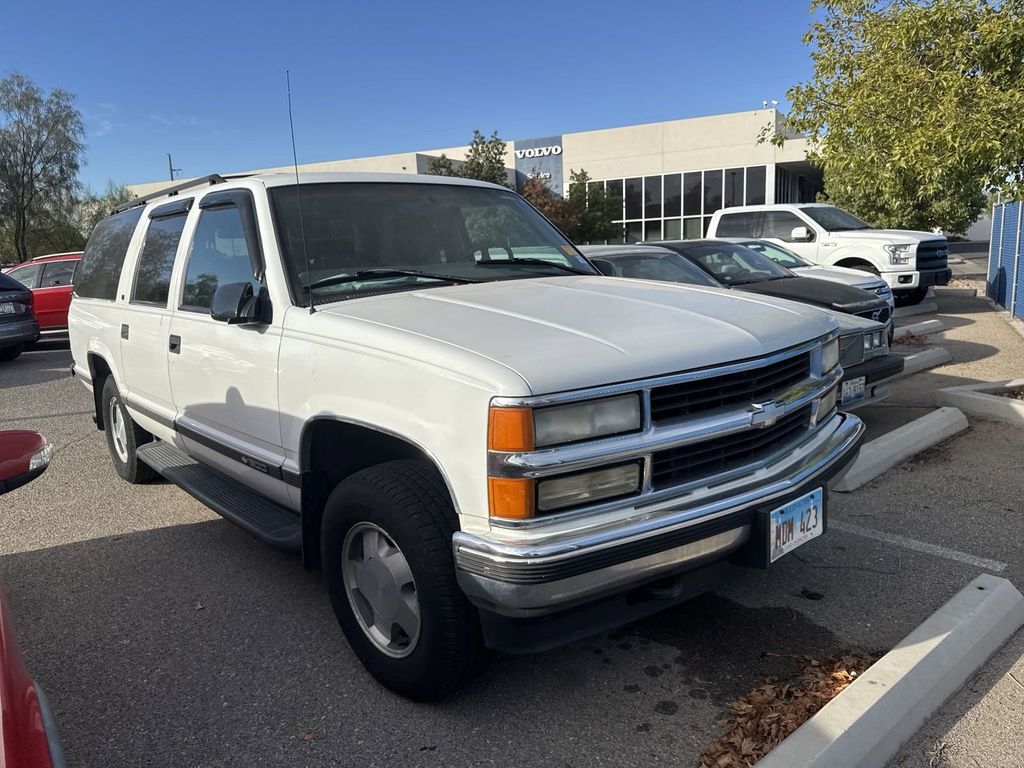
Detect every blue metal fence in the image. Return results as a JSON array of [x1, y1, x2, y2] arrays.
[[988, 201, 1023, 319]]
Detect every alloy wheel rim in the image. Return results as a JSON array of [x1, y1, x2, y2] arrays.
[[341, 522, 421, 658], [109, 398, 129, 462]]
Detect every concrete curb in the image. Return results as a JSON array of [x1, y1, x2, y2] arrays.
[[755, 574, 1024, 768], [894, 346, 953, 378], [933, 287, 978, 298], [937, 379, 1024, 426], [832, 407, 968, 492], [894, 301, 938, 319], [893, 318, 944, 340]]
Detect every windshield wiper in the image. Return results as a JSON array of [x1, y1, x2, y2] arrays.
[[475, 258, 593, 276], [305, 268, 478, 291]]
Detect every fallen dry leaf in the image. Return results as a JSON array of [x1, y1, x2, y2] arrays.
[[697, 652, 876, 768], [296, 728, 315, 742]]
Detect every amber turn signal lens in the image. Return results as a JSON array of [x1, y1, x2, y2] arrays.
[[487, 407, 534, 452], [488, 477, 536, 520]]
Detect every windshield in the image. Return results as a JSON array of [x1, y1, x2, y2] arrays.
[[739, 240, 808, 269], [799, 206, 871, 232], [268, 182, 594, 304], [593, 251, 721, 288], [676, 243, 794, 285]]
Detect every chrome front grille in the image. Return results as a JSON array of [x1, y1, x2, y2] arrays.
[[650, 351, 811, 423], [651, 406, 813, 489]]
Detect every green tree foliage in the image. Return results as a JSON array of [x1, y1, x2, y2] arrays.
[[78, 182, 135, 239], [425, 130, 511, 187], [567, 169, 623, 243], [777, 0, 1024, 233], [0, 72, 86, 259], [520, 175, 579, 236]]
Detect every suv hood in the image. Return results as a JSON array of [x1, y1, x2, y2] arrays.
[[830, 229, 943, 245], [734, 276, 887, 315], [792, 264, 886, 290], [314, 276, 838, 395]]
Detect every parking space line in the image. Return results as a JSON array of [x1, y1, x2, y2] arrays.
[[830, 520, 1008, 572]]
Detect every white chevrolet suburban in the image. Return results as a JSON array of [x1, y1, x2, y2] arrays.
[[69, 173, 864, 700], [708, 203, 952, 305]]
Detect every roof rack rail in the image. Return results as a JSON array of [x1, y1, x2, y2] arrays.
[[111, 174, 230, 215]]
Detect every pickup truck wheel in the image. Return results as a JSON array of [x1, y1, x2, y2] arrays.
[[321, 460, 487, 700], [101, 378, 157, 484]]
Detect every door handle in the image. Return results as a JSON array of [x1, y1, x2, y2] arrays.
[[169, 334, 181, 354], [120, 324, 129, 340]]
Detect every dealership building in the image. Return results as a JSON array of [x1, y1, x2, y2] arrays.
[[129, 108, 821, 242]]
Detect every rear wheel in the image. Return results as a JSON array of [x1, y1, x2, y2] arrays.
[[0, 344, 24, 362], [101, 377, 158, 484], [321, 460, 487, 700]]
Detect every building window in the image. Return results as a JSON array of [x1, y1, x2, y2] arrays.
[[745, 166, 766, 205], [683, 217, 702, 239], [625, 177, 642, 219], [683, 172, 701, 216], [725, 168, 744, 208], [626, 221, 643, 243], [664, 219, 681, 240], [664, 174, 681, 218], [644, 176, 662, 219], [644, 220, 661, 242], [703, 170, 723, 215]]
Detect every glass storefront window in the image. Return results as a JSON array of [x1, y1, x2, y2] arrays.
[[644, 176, 662, 219], [644, 220, 661, 241], [683, 172, 701, 216], [626, 221, 644, 243], [703, 216, 713, 236], [683, 217, 702, 239], [725, 168, 744, 208], [664, 218, 681, 240], [664, 174, 681, 217], [703, 170, 722, 214], [625, 178, 642, 219], [745, 166, 766, 205]]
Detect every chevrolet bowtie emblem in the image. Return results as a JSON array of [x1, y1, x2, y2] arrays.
[[749, 401, 781, 428]]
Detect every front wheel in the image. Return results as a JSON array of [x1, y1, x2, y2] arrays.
[[321, 460, 487, 700], [101, 377, 158, 483]]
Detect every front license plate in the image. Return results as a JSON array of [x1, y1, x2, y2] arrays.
[[0, 302, 14, 314], [769, 487, 824, 563], [841, 376, 866, 404]]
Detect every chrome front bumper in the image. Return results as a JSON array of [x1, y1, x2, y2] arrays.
[[454, 411, 864, 617]]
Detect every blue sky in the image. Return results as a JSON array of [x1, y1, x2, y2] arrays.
[[3, 1, 818, 190]]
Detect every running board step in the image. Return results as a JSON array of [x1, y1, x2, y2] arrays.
[[137, 441, 301, 553]]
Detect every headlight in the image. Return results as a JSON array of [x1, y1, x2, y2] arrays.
[[537, 463, 641, 512], [821, 339, 840, 372], [863, 330, 884, 351], [533, 394, 641, 448], [29, 443, 53, 471], [883, 243, 913, 265]]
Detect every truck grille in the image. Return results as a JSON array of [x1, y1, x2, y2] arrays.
[[649, 352, 811, 423], [854, 306, 891, 324], [651, 406, 813, 489], [916, 240, 949, 271]]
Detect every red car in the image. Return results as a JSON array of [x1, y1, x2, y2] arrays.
[[0, 430, 63, 767], [3, 253, 82, 333]]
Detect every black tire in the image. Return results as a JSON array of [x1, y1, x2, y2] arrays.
[[895, 287, 929, 307], [0, 343, 24, 362], [321, 460, 487, 700], [101, 377, 158, 484]]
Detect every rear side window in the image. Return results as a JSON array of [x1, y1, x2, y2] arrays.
[[6, 263, 41, 289], [761, 211, 807, 241], [181, 204, 259, 311], [40, 260, 77, 287], [133, 209, 189, 306], [714, 211, 759, 237], [76, 208, 145, 300]]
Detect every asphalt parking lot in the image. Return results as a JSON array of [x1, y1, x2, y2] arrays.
[[1, 289, 1022, 767]]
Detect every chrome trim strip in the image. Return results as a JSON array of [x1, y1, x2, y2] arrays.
[[458, 411, 862, 559], [490, 332, 835, 408], [488, 368, 840, 480]]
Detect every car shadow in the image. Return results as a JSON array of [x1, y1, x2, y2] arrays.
[[1, 337, 72, 389]]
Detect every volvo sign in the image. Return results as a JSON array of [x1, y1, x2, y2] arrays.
[[513, 135, 564, 194], [515, 145, 562, 159]]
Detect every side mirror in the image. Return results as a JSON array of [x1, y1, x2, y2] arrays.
[[211, 282, 259, 324], [0, 430, 52, 494], [790, 226, 813, 242], [589, 258, 617, 276]]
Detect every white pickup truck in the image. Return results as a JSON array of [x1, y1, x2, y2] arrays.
[[69, 172, 864, 700], [708, 203, 951, 305]]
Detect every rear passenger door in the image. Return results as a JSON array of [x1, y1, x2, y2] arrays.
[[120, 199, 192, 425], [166, 190, 290, 508]]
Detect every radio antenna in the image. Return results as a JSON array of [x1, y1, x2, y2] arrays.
[[286, 70, 314, 314]]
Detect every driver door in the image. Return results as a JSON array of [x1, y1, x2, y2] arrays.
[[761, 211, 819, 263], [166, 189, 291, 508]]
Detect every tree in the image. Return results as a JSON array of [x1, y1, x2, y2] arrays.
[[77, 182, 135, 239], [426, 130, 511, 187], [520, 175, 579, 237], [425, 153, 458, 177], [775, 0, 1024, 234], [0, 72, 85, 259], [567, 169, 623, 243]]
